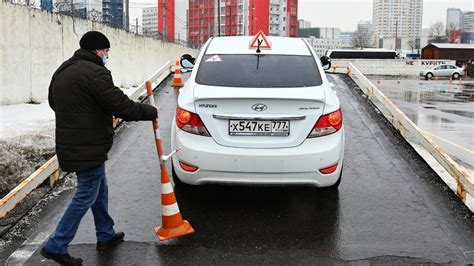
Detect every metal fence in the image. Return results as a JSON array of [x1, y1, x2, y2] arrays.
[[345, 63, 473, 211]]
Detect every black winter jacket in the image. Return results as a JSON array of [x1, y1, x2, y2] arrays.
[[48, 49, 157, 172]]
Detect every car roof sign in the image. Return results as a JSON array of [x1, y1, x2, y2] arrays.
[[249, 30, 272, 50]]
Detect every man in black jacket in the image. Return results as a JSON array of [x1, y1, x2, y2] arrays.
[[40, 31, 157, 266]]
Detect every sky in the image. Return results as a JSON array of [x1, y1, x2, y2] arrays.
[[298, 0, 474, 31], [129, 0, 474, 31]]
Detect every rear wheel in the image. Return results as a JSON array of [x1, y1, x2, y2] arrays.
[[425, 73, 433, 80], [452, 73, 460, 80]]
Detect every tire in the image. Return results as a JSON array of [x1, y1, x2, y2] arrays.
[[452, 73, 460, 80], [425, 73, 433, 80]]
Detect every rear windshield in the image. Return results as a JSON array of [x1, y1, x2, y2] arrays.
[[195, 54, 322, 88]]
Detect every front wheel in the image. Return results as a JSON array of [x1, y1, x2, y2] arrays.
[[425, 73, 433, 80]]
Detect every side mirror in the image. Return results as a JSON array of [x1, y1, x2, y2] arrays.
[[180, 54, 195, 70], [320, 56, 331, 71]]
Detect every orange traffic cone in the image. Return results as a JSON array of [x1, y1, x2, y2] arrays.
[[155, 168, 195, 241], [459, 78, 463, 88], [170, 60, 179, 73], [450, 77, 453, 86], [145, 81, 194, 241], [171, 61, 185, 88]]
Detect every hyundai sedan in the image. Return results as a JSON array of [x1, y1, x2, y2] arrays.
[[171, 35, 345, 188]]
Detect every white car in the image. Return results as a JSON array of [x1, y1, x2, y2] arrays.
[[171, 36, 345, 188], [420, 64, 465, 80]]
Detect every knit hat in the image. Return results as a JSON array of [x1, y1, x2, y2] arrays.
[[79, 31, 110, 50]]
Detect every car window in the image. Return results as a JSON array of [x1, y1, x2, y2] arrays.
[[447, 65, 456, 69], [434, 66, 442, 70], [196, 54, 323, 87]]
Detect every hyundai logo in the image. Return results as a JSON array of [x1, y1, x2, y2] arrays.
[[252, 103, 267, 112]]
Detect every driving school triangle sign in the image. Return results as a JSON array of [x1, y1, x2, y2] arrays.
[[249, 30, 272, 49]]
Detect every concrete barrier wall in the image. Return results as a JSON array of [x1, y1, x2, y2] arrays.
[[332, 59, 456, 76], [0, 2, 197, 105]]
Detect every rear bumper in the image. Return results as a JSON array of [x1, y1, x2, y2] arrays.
[[171, 126, 345, 187]]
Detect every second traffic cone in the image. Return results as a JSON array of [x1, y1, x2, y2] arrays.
[[155, 167, 194, 241], [171, 61, 185, 88]]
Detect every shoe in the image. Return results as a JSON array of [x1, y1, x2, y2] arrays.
[[40, 247, 83, 266], [96, 232, 125, 251]]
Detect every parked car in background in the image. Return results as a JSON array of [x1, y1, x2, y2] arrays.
[[420, 64, 465, 80]]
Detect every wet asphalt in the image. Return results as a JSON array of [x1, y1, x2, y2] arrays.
[[369, 76, 474, 175], [3, 73, 473, 265]]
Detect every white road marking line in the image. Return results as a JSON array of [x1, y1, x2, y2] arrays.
[[423, 130, 474, 155]]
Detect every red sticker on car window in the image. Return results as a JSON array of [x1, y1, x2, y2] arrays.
[[205, 55, 222, 62]]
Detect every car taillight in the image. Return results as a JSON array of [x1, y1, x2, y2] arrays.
[[176, 107, 211, 137], [307, 109, 342, 138]]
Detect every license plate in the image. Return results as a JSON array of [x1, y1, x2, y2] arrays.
[[229, 120, 290, 136]]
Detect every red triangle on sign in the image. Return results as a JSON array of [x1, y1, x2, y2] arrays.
[[249, 30, 272, 49]]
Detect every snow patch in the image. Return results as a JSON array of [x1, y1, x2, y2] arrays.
[[0, 101, 55, 140], [0, 101, 56, 198]]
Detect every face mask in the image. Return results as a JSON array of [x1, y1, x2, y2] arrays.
[[102, 56, 107, 66]]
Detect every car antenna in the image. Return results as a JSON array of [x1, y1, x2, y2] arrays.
[[256, 39, 262, 70]]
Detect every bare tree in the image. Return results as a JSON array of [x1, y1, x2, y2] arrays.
[[406, 38, 417, 53], [430, 21, 445, 40], [351, 28, 371, 49]]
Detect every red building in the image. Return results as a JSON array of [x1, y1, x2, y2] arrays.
[[188, 0, 215, 47], [158, 0, 175, 42], [188, 0, 298, 48]]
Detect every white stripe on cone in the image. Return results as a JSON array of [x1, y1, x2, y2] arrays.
[[162, 202, 180, 216], [162, 182, 173, 194], [149, 94, 155, 103]]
